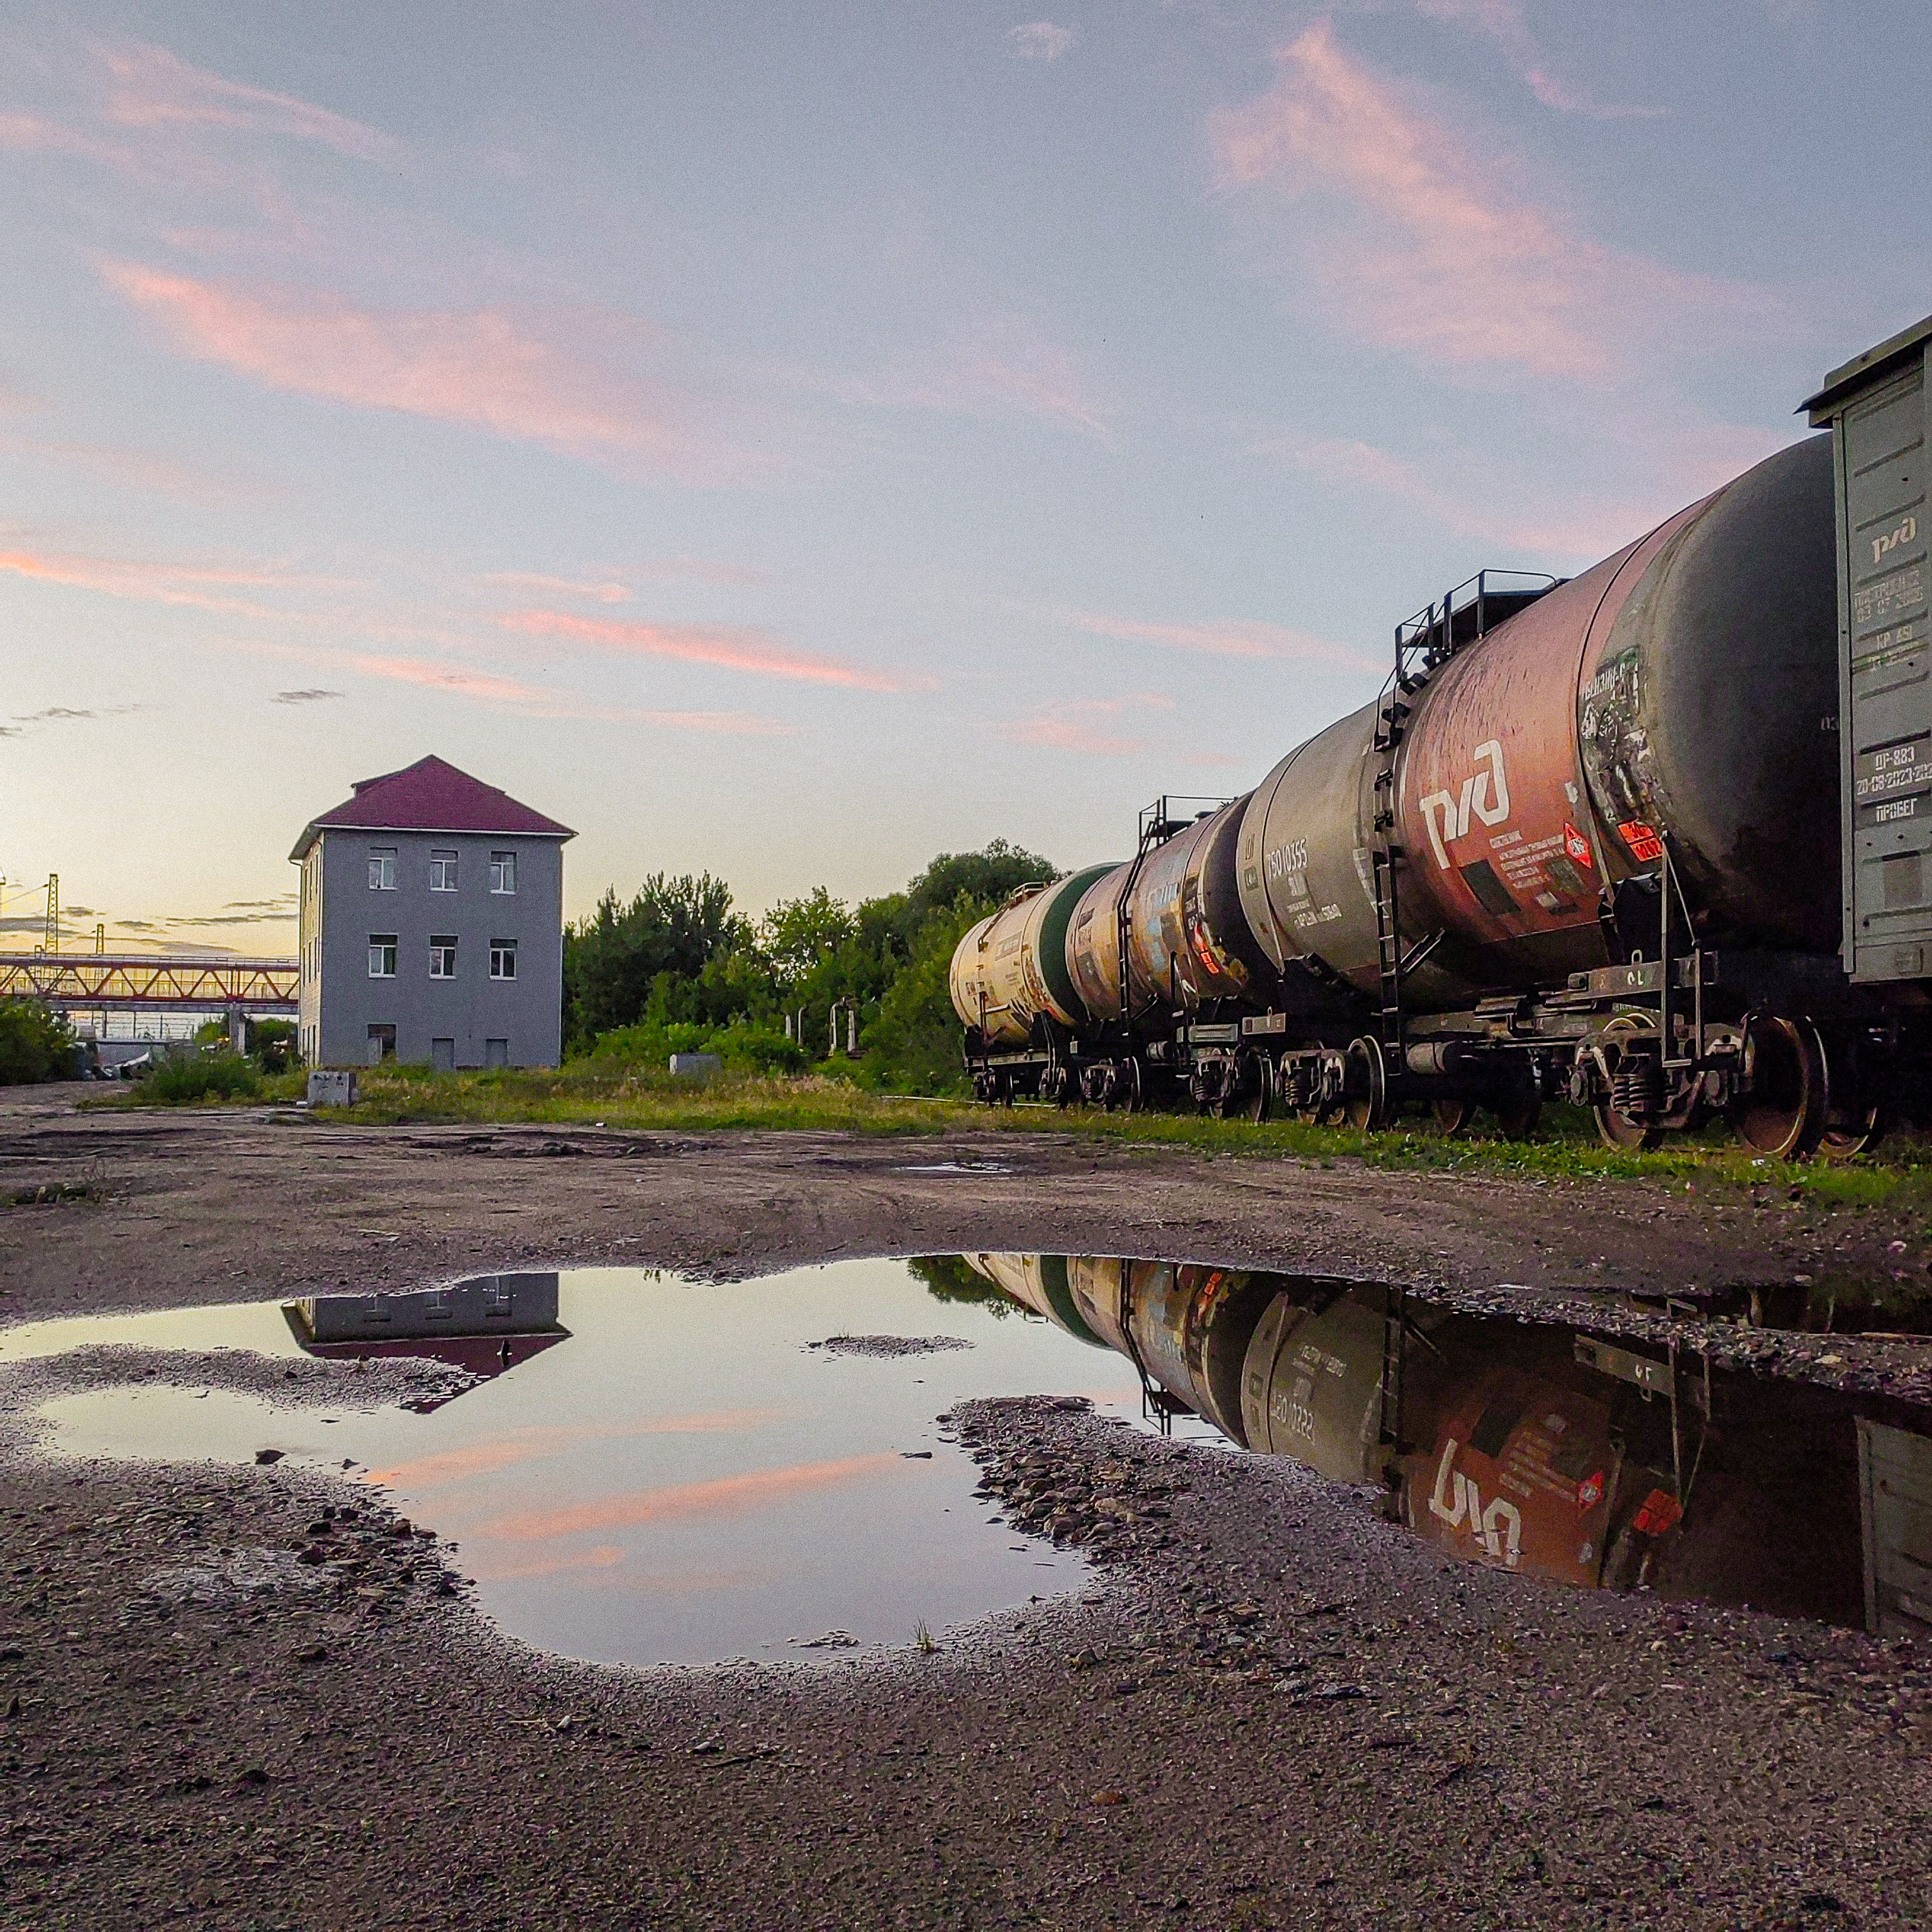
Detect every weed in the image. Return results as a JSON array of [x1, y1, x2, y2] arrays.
[[83, 1055, 1932, 1209], [913, 1621, 937, 1654]]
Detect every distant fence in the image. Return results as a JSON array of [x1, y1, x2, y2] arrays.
[[0, 955, 298, 1012]]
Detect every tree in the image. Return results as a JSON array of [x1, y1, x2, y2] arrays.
[[0, 999, 74, 1085], [859, 894, 993, 1094], [904, 839, 1054, 921], [562, 873, 744, 1048], [760, 889, 857, 987]]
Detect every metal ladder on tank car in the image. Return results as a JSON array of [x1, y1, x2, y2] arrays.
[[1370, 572, 1564, 1083], [1113, 795, 1228, 1039]]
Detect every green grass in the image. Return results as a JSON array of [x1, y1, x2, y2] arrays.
[[83, 1057, 1932, 1209]]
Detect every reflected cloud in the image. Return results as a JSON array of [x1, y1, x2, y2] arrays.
[[479, 1452, 906, 1541], [371, 1408, 790, 1490], [467, 1543, 625, 1583]]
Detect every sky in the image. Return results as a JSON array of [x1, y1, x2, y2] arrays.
[[2, 1, 1928, 954]]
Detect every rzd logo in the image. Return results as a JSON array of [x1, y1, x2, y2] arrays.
[[1873, 513, 1918, 567], [1425, 1436, 1523, 1568], [1419, 740, 1510, 869]]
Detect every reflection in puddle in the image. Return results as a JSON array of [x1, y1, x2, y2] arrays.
[[13, 1253, 1931, 1661], [284, 1272, 569, 1405], [6, 1261, 1153, 1667], [962, 1253, 1932, 1635]]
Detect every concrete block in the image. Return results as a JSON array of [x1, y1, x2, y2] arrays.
[[307, 1069, 360, 1108], [668, 1053, 723, 1080]]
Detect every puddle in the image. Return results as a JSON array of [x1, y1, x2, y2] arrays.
[[1, 1260, 1156, 1667], [957, 1253, 1932, 1635], [11, 1250, 1929, 1659], [896, 1161, 1014, 1176]]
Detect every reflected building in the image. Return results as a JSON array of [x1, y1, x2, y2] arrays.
[[283, 1272, 570, 1396]]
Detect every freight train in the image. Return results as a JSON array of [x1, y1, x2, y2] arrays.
[[960, 1252, 1859, 1621], [950, 318, 1932, 1158]]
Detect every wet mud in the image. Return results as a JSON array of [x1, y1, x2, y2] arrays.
[[4, 1103, 1932, 1926]]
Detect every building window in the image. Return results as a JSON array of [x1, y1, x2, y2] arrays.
[[430, 935, 458, 979], [430, 849, 458, 892], [489, 939, 518, 980], [490, 850, 516, 895], [368, 847, 396, 891], [368, 935, 398, 978], [367, 1023, 396, 1063]]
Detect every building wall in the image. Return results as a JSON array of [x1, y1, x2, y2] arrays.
[[297, 844, 323, 1065], [310, 830, 564, 1067]]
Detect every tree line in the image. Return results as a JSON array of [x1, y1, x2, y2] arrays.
[[561, 839, 1054, 1092]]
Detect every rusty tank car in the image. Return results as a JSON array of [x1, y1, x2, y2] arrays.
[[953, 320, 1932, 1155]]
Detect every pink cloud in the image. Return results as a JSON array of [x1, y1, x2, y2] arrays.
[[100, 41, 401, 164], [98, 261, 745, 480], [467, 1544, 625, 1583], [830, 313, 1108, 435], [1265, 425, 1791, 563], [479, 559, 769, 601], [482, 572, 633, 605], [501, 608, 917, 693], [345, 652, 795, 733], [0, 545, 328, 614], [1001, 692, 1175, 758], [1061, 606, 1377, 671], [370, 1409, 790, 1490], [0, 111, 133, 169], [1209, 21, 1740, 381], [1412, 1, 1664, 118]]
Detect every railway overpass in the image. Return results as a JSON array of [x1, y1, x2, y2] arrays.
[[0, 955, 297, 1014]]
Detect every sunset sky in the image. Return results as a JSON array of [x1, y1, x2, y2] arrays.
[[2, 2, 1924, 952]]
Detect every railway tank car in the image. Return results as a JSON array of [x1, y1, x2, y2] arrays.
[[952, 391, 1926, 1157]]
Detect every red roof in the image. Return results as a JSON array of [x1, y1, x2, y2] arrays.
[[291, 755, 574, 858]]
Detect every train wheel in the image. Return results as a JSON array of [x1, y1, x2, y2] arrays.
[[1343, 1037, 1388, 1132], [1818, 1111, 1882, 1159], [1729, 1014, 1828, 1160], [1241, 1057, 1272, 1124], [1818, 1102, 1882, 1159], [1593, 1017, 1662, 1152], [1810, 1030, 1882, 1158], [1433, 1098, 1476, 1136], [1492, 1065, 1541, 1140], [1119, 1058, 1144, 1114]]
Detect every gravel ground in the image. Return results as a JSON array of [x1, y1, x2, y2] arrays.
[[1, 1099, 1930, 1928]]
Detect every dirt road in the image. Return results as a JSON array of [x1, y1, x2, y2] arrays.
[[1, 1098, 1927, 1928]]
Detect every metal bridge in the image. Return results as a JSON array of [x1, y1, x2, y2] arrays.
[[0, 955, 298, 1012]]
